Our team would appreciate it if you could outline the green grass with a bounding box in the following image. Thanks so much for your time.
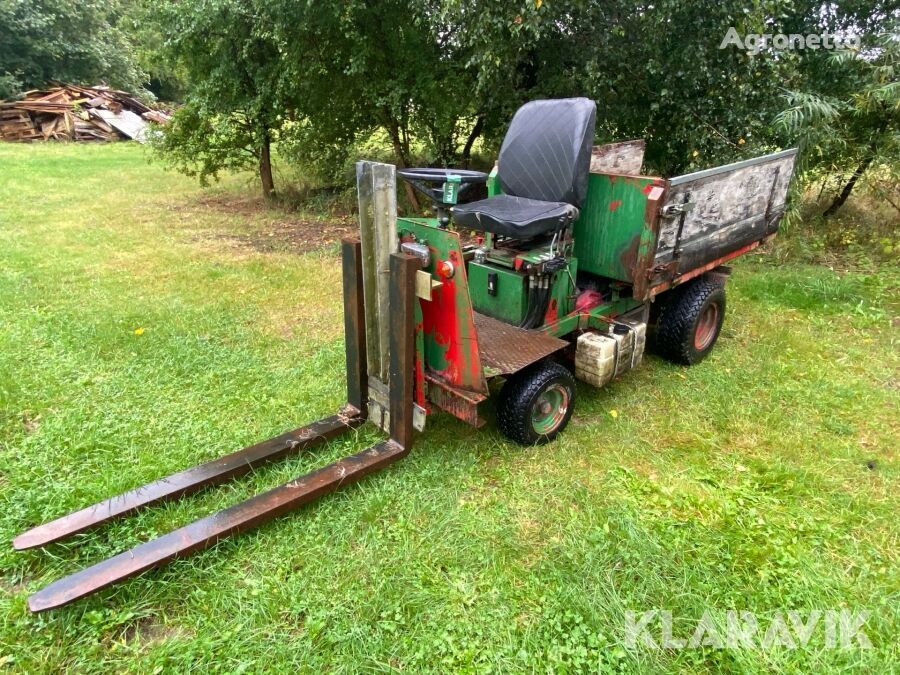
[0,143,897,673]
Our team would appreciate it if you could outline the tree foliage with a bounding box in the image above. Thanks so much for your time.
[776,26,899,214]
[143,0,896,208]
[443,0,798,174]
[148,0,292,198]
[0,0,146,99]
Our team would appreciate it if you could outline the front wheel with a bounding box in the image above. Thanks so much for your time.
[496,361,576,445]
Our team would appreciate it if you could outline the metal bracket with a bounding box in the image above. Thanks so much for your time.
[660,202,694,218]
[415,269,443,300]
[401,241,431,267]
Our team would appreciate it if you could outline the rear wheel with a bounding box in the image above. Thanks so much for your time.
[654,277,726,365]
[497,361,576,445]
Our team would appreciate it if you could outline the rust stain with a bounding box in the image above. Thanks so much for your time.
[649,240,760,297]
[414,318,427,409]
[618,233,642,281]
[425,376,486,427]
[608,199,622,213]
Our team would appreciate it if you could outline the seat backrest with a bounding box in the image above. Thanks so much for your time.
[498,98,597,208]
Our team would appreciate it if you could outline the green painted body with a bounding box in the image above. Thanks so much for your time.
[393,168,663,423]
[548,257,577,322]
[375,147,791,428]
[573,173,663,288]
[468,262,527,324]
[486,166,501,197]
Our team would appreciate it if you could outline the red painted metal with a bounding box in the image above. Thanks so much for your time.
[648,240,760,298]
[543,298,559,325]
[694,303,719,350]
[417,240,487,393]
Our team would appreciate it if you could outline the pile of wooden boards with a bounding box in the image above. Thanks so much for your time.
[0,84,171,143]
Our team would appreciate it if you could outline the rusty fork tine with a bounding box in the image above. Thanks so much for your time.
[21,243,419,613]
[16,239,372,554]
[27,439,408,612]
[13,412,364,551]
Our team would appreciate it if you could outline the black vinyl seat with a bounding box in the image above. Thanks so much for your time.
[454,194,578,239]
[453,98,597,239]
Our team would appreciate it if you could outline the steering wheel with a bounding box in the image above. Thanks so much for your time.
[397,168,488,212]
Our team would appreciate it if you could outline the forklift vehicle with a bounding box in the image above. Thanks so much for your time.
[15,98,797,611]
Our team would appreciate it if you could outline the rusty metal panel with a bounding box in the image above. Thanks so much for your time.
[654,149,797,279]
[590,140,645,175]
[27,439,409,612]
[649,240,762,298]
[341,238,368,414]
[636,185,666,300]
[425,376,486,427]
[388,253,419,450]
[473,312,567,376]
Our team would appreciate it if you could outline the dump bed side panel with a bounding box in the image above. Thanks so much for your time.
[652,149,797,285]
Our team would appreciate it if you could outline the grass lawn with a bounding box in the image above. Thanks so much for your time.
[0,143,897,673]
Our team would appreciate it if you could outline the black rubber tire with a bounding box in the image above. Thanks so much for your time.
[496,360,576,445]
[654,277,726,365]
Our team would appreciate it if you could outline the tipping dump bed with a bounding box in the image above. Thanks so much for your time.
[652,149,797,284]
[574,145,798,299]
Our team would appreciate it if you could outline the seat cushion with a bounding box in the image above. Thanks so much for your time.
[452,194,578,239]
[498,98,597,208]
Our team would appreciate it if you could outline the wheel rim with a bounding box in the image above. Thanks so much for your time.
[531,383,569,436]
[694,302,720,351]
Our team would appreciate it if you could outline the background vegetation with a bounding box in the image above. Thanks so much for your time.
[2,1,896,213]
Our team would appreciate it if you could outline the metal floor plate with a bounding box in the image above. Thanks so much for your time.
[473,312,568,375]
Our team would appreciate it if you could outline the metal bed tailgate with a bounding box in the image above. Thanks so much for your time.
[653,149,798,279]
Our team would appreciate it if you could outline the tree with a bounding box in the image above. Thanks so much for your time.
[148,0,896,208]
[776,26,899,215]
[0,0,146,99]
[443,0,800,174]
[117,0,187,102]
[429,0,897,182]
[149,0,289,199]
[262,0,485,206]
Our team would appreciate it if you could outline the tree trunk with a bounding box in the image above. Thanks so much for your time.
[823,154,873,217]
[259,131,276,201]
[461,116,484,168]
[386,119,420,212]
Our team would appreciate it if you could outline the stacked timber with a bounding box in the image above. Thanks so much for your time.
[0,84,171,143]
